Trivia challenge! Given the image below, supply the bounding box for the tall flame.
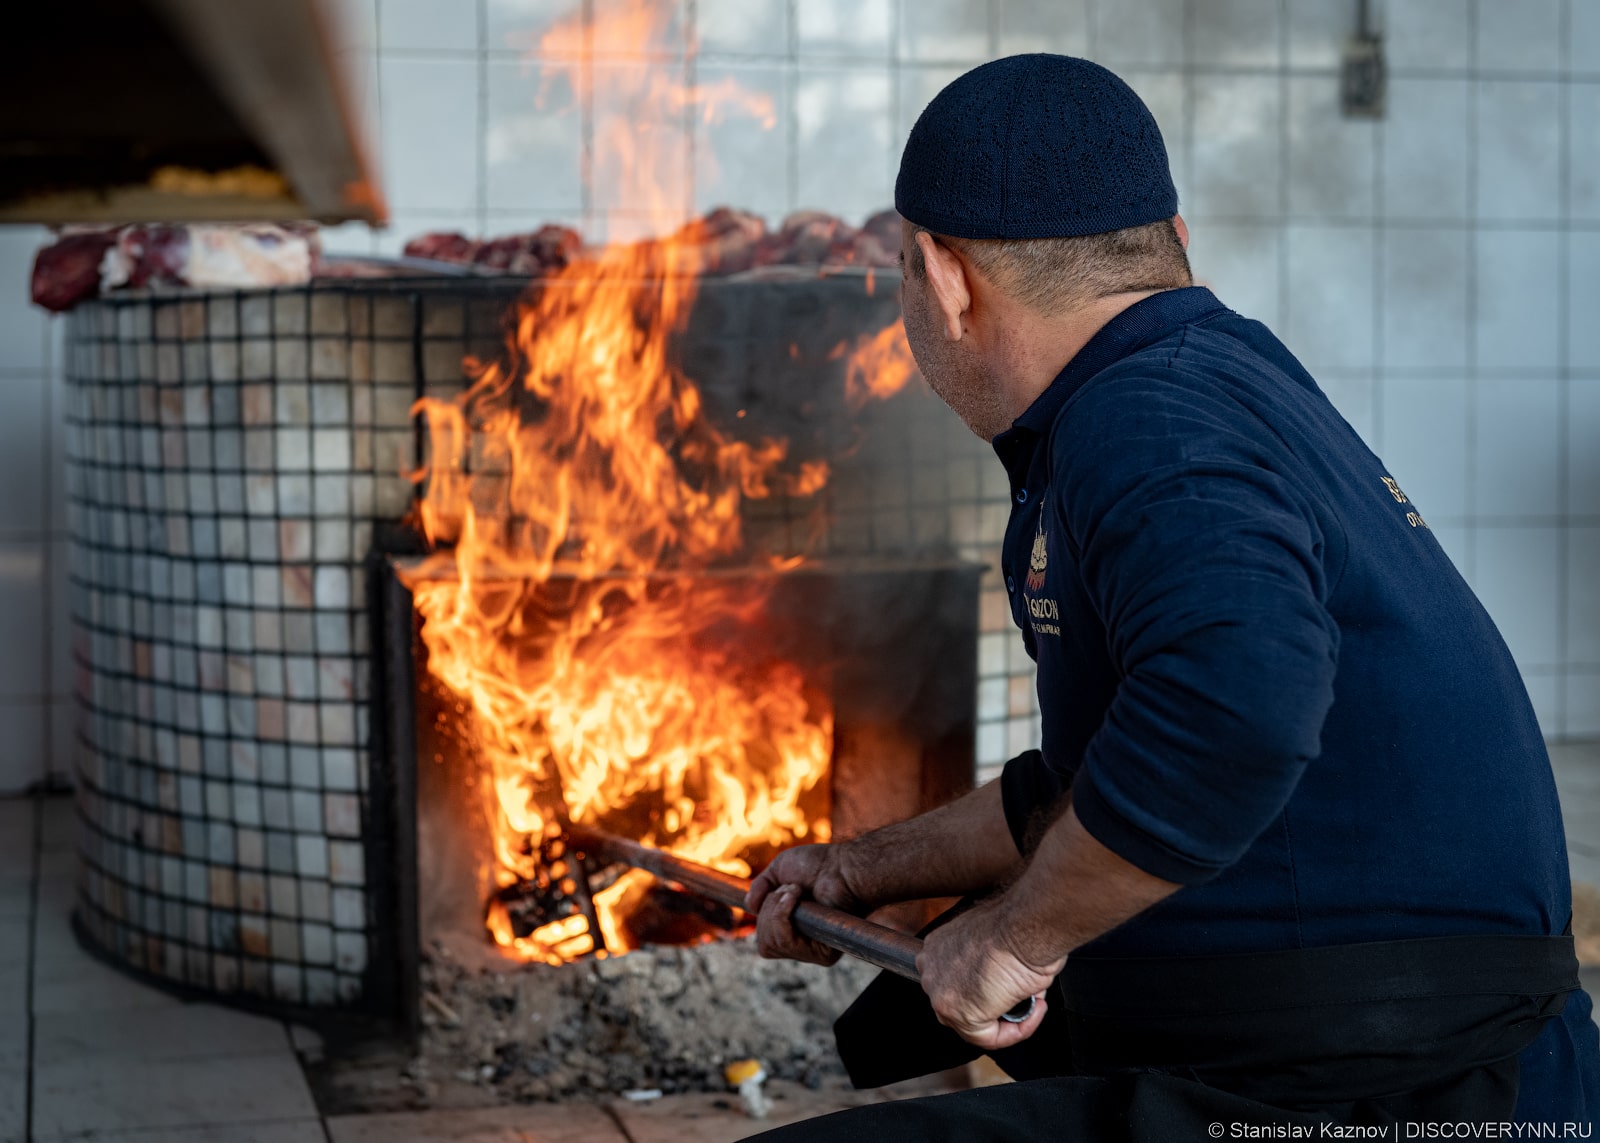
[404,0,837,962]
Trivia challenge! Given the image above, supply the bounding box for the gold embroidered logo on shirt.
[1026,531,1048,592]
[1023,530,1060,635]
[1381,476,1429,528]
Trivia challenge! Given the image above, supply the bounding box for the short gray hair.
[905,218,1192,312]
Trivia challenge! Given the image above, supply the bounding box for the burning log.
[490,835,607,954]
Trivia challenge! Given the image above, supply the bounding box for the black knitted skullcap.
[895,54,1178,240]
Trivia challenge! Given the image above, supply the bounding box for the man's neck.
[1000,288,1170,425]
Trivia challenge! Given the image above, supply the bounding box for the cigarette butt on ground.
[724,1058,770,1119]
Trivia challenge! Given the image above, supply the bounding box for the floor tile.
[613,1083,878,1143]
[0,961,23,1017]
[0,917,27,968]
[37,797,74,852]
[35,1120,327,1143]
[34,1004,290,1067]
[0,988,23,1069]
[0,834,31,863]
[0,816,32,870]
[32,1050,316,1137]
[0,796,33,843]
[325,1102,626,1143]
[30,894,83,971]
[30,954,181,1015]
[35,848,73,883]
[0,877,31,920]
[0,1067,23,1143]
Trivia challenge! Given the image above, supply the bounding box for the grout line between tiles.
[1557,0,1574,733]
[1464,0,1480,587]
[476,0,489,238]
[25,795,41,1142]
[1372,16,1387,456]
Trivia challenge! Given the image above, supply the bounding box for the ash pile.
[418,934,876,1101]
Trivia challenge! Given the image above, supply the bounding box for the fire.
[403,0,842,963]
[835,318,919,409]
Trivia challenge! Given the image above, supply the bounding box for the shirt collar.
[1003,286,1229,441]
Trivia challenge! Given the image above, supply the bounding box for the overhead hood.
[0,0,385,225]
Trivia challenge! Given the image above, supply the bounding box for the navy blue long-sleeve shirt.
[993,286,1599,1119]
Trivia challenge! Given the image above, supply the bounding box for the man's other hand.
[747,844,865,966]
[916,899,1057,1050]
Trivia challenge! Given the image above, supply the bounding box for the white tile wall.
[996,0,1088,56]
[1284,0,1345,69]
[1567,232,1600,370]
[378,56,482,213]
[1476,229,1561,372]
[1569,527,1600,665]
[1190,74,1283,218]
[901,0,991,62]
[796,0,891,58]
[1191,223,1282,328]
[484,58,585,215]
[1,0,1596,799]
[1474,377,1562,519]
[1285,225,1375,372]
[1566,674,1600,738]
[1571,379,1600,517]
[1093,0,1184,66]
[795,67,893,218]
[693,62,790,217]
[1190,0,1281,68]
[1381,377,1471,520]
[1382,79,1471,221]
[1382,228,1470,371]
[1287,76,1375,221]
[1386,0,1473,70]
[697,0,787,56]
[380,0,479,52]
[0,220,65,793]
[1475,525,1563,669]
[1476,81,1562,221]
[1475,0,1563,73]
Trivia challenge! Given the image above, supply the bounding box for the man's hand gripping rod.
[565,827,1036,1024]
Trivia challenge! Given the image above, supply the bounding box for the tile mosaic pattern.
[60,290,430,1007]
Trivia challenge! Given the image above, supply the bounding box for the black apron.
[763,901,1579,1141]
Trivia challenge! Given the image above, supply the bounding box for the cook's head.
[894,54,1192,439]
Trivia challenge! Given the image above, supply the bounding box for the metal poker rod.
[565,826,1036,1024]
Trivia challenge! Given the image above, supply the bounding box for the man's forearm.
[838,780,1022,906]
[998,799,1180,971]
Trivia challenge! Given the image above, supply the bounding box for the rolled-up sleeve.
[1055,370,1341,885]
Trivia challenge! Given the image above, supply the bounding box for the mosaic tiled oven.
[61,272,993,1021]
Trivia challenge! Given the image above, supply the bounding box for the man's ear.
[915,230,971,342]
[1173,214,1189,251]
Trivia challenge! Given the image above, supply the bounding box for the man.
[745,54,1600,1136]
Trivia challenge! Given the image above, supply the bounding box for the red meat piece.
[31,230,117,312]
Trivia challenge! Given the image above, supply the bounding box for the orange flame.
[835,317,920,409]
[402,0,834,963]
